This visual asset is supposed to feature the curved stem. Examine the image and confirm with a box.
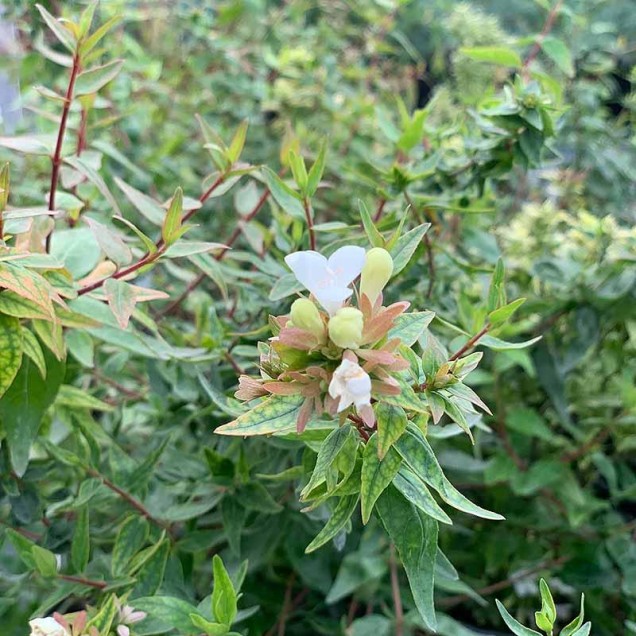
[46,52,81,252]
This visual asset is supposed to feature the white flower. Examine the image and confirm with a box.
[285,246,366,316]
[328,358,372,412]
[29,617,68,636]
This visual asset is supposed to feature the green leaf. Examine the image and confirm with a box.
[305,494,360,553]
[538,578,556,623]
[212,555,238,625]
[112,514,149,576]
[21,327,46,379]
[134,539,170,597]
[190,614,229,636]
[31,545,58,578]
[488,298,526,325]
[541,36,575,77]
[0,161,9,212]
[134,597,201,633]
[269,273,305,301]
[388,311,435,346]
[104,278,137,329]
[487,258,506,312]
[0,350,65,475]
[395,424,504,520]
[375,403,408,460]
[215,394,305,436]
[36,4,76,52]
[382,378,428,414]
[50,227,100,279]
[377,486,438,631]
[480,334,542,350]
[306,141,327,197]
[561,594,585,636]
[460,46,522,68]
[495,600,542,636]
[301,425,355,498]
[87,595,119,634]
[6,529,36,569]
[189,253,228,300]
[227,120,249,164]
[261,167,305,220]
[0,292,53,321]
[33,319,65,360]
[114,177,165,225]
[80,15,122,57]
[360,434,402,524]
[64,156,121,216]
[506,408,552,441]
[393,466,452,525]
[56,385,113,411]
[358,200,384,248]
[71,506,90,572]
[570,624,591,636]
[84,216,133,266]
[288,150,308,193]
[390,223,430,276]
[74,59,124,96]
[65,329,95,368]
[162,187,184,246]
[235,482,282,513]
[78,2,97,38]
[0,314,23,398]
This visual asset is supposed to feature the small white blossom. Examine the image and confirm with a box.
[328,358,372,412]
[29,618,68,636]
[285,246,366,316]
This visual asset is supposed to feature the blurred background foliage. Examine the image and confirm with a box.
[0,0,634,635]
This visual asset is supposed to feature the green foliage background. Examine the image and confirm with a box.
[0,1,634,635]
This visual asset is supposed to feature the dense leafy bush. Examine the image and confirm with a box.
[0,1,634,635]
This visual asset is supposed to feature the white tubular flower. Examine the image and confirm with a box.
[285,246,366,316]
[29,618,68,636]
[328,358,372,413]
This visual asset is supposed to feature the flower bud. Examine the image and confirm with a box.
[360,247,393,305]
[328,307,364,349]
[290,298,326,342]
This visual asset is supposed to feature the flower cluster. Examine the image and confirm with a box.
[235,245,410,432]
[29,602,146,636]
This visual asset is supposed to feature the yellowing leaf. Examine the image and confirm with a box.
[215,394,305,436]
[360,434,402,524]
[0,314,23,398]
[104,278,136,329]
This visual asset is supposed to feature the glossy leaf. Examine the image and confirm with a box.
[377,486,438,631]
[0,314,23,399]
[305,495,360,553]
[375,403,408,459]
[215,394,305,436]
[360,434,402,523]
[395,424,504,520]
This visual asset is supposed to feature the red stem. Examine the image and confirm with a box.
[46,53,80,252]
[157,184,272,317]
[58,574,107,590]
[303,197,316,250]
[522,0,565,80]
[448,324,490,362]
[77,171,229,296]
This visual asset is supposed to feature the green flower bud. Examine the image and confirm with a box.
[290,298,326,342]
[328,307,364,349]
[360,247,393,305]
